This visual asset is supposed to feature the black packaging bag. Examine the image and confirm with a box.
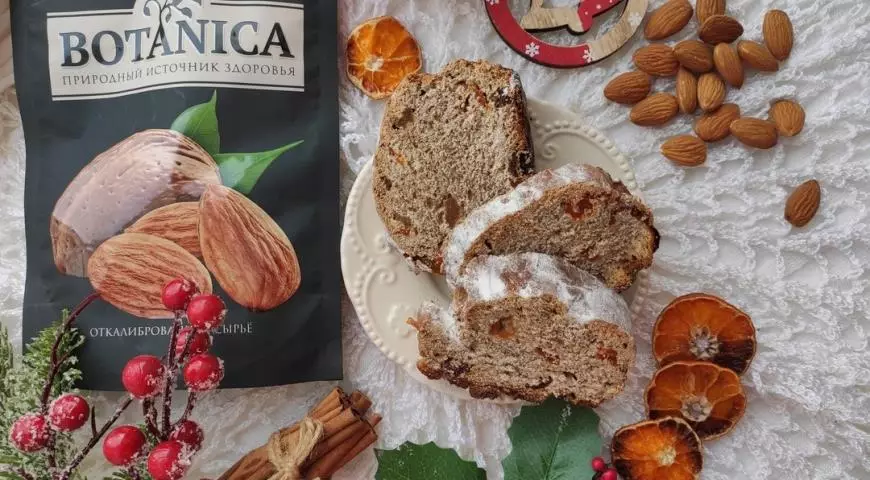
[12,0,341,389]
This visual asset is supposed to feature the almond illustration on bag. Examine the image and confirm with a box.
[50,92,303,316]
[51,130,221,277]
[199,185,302,311]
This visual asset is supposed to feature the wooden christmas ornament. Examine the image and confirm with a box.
[485,0,649,68]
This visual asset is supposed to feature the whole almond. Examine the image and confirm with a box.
[633,44,680,77]
[785,180,821,227]
[763,10,794,60]
[676,68,698,114]
[661,135,707,166]
[695,103,741,142]
[730,117,778,149]
[604,71,652,104]
[674,40,714,73]
[199,185,301,311]
[645,0,694,40]
[713,43,744,87]
[630,93,679,126]
[737,40,779,71]
[126,202,201,258]
[769,99,805,137]
[88,233,213,319]
[699,15,744,45]
[697,72,726,112]
[696,0,725,24]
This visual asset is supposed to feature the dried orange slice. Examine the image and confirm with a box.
[612,417,703,480]
[653,293,756,374]
[645,361,746,440]
[346,16,422,99]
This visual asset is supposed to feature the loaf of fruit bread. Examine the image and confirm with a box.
[373,59,534,274]
[444,164,658,291]
[410,253,635,406]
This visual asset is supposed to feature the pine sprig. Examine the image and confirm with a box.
[0,316,85,480]
[104,466,154,480]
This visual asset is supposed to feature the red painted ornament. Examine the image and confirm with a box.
[170,420,205,452]
[183,353,224,392]
[122,355,165,399]
[484,0,648,68]
[49,393,90,432]
[162,278,197,311]
[175,326,212,358]
[147,440,192,480]
[103,425,148,466]
[8,413,50,452]
[186,294,226,330]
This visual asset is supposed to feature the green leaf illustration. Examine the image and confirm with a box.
[375,442,486,480]
[170,91,220,155]
[502,398,602,480]
[214,141,304,195]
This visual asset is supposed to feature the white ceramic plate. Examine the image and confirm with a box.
[341,99,650,402]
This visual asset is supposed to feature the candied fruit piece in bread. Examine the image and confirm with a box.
[410,253,635,406]
[444,164,659,291]
[373,59,534,274]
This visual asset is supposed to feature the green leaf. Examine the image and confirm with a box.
[375,442,486,480]
[502,398,602,480]
[214,141,304,195]
[170,91,220,155]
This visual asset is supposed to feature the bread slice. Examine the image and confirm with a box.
[373,59,534,274]
[444,164,658,291]
[411,253,635,406]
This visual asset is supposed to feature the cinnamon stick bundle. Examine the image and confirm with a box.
[218,388,380,480]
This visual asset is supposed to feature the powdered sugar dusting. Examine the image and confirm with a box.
[443,164,615,284]
[419,301,460,341]
[456,253,632,332]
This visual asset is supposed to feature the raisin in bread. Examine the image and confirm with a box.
[411,253,635,406]
[373,59,534,274]
[444,164,658,291]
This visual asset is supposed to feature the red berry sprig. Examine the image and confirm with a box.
[48,394,90,432]
[161,278,197,311]
[175,327,212,357]
[169,420,204,453]
[183,353,225,392]
[591,456,619,480]
[6,279,227,479]
[147,440,192,480]
[102,425,147,466]
[8,413,51,453]
[186,294,226,330]
[122,355,165,399]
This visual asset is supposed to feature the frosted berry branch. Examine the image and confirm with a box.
[6,278,226,480]
[0,464,34,480]
[58,395,135,480]
[39,292,101,410]
[161,315,183,438]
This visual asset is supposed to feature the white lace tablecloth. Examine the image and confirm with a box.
[2,0,870,478]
